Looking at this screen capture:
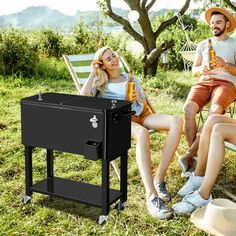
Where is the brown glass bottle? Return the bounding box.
[208,39,216,69]
[126,69,135,101]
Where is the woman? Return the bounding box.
[173,114,236,214]
[80,46,183,219]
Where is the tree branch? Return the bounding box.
[104,0,112,11]
[141,0,148,10]
[145,40,175,66]
[124,0,140,9]
[154,0,191,39]
[146,0,156,11]
[223,0,236,11]
[104,0,145,47]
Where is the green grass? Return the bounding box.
[0,72,235,235]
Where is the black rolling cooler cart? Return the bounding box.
[20,92,133,224]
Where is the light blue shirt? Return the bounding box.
[96,73,145,116]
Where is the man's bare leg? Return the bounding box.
[183,101,200,147]
[187,104,224,155]
[179,101,200,172]
[180,104,224,173]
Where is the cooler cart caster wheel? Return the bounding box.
[98,215,108,225]
[22,195,31,204]
[115,201,125,211]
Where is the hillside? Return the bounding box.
[0,6,169,30]
[0,6,129,29]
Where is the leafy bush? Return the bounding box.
[0,29,39,77]
[72,21,107,54]
[37,29,64,58]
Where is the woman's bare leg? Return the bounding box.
[131,121,156,199]
[199,122,236,199]
[196,115,236,176]
[143,114,183,182]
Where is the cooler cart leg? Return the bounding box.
[22,146,33,204]
[46,149,54,194]
[46,149,53,178]
[115,152,127,211]
[98,159,109,224]
[120,152,127,204]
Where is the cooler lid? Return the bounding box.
[20,93,79,108]
[21,92,130,112]
[61,95,130,112]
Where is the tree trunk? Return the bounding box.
[102,0,191,76]
[143,58,158,77]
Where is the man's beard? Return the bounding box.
[212,25,227,36]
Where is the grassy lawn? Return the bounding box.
[0,72,235,235]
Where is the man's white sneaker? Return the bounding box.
[178,172,204,197]
[146,195,172,219]
[172,190,212,214]
[154,181,171,202]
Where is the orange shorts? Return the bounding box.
[131,102,152,125]
[187,78,236,110]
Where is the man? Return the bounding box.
[179,7,236,173]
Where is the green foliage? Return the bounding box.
[72,21,106,54]
[154,11,188,70]
[0,29,39,77]
[0,14,212,78]
[153,11,211,71]
[34,56,71,80]
[60,35,77,55]
[142,70,193,100]
[37,29,64,58]
[194,0,229,9]
[190,22,212,42]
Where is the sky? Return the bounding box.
[0,0,200,16]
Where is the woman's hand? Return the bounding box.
[131,90,142,103]
[91,60,103,73]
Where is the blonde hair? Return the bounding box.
[93,46,112,93]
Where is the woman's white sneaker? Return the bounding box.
[172,190,212,214]
[178,172,204,197]
[146,195,172,219]
[154,181,171,202]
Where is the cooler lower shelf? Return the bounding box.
[31,176,122,207]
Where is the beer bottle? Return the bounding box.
[208,39,216,69]
[126,69,135,102]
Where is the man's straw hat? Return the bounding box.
[205,7,236,32]
[191,198,236,236]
